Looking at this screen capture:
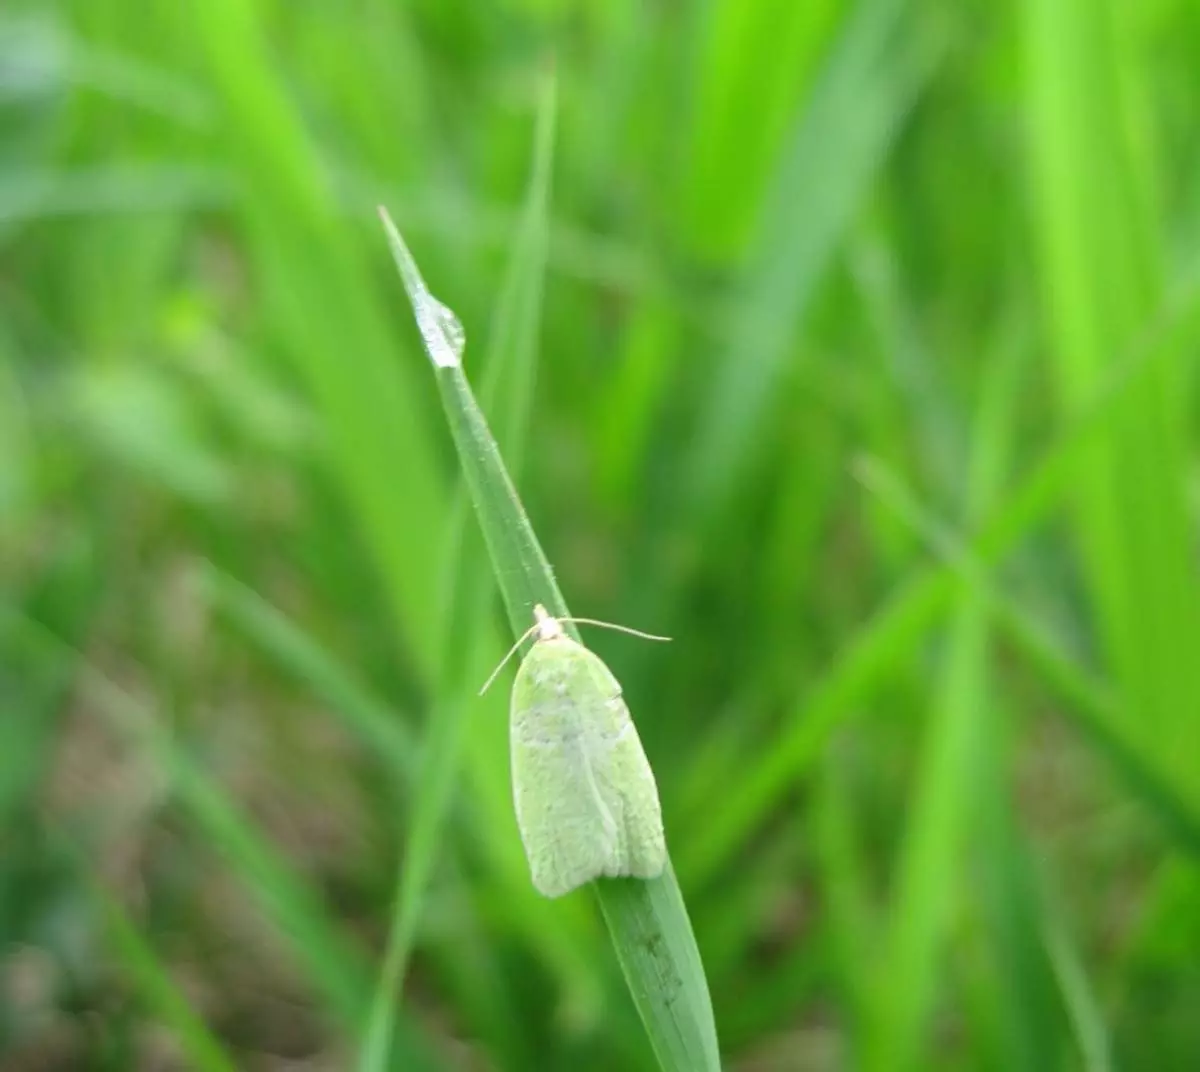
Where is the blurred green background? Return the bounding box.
[4,0,1200,1068]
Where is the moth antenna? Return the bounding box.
[558,617,672,642]
[478,621,542,696]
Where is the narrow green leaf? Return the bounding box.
[12,616,440,1068]
[379,210,722,1072]
[686,0,937,515]
[1037,871,1113,1072]
[191,0,447,681]
[204,566,415,779]
[679,277,1200,885]
[860,323,1017,1068]
[1022,0,1200,793]
[973,744,1066,1071]
[85,873,240,1072]
[851,460,1200,863]
[361,68,559,1072]
[813,749,875,1040]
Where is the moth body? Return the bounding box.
[510,608,666,898]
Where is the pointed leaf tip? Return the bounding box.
[378,206,466,370]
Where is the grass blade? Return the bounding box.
[1037,871,1113,1072]
[14,616,439,1068]
[686,0,936,515]
[379,211,722,1072]
[360,68,558,1072]
[203,566,415,778]
[84,870,239,1072]
[1022,0,1200,791]
[973,746,1065,1070]
[867,592,988,1070]
[192,0,448,681]
[852,460,1200,863]
[861,324,1019,1067]
[679,277,1200,885]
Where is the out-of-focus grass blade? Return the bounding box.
[1022,0,1200,791]
[686,0,936,515]
[0,617,71,826]
[203,566,415,778]
[971,720,1110,1071]
[192,0,447,681]
[167,758,374,1029]
[83,870,239,1072]
[14,617,440,1068]
[0,164,232,223]
[379,211,722,1072]
[974,737,1065,1071]
[852,460,1200,864]
[360,68,558,1072]
[865,600,987,1072]
[999,611,1200,863]
[861,319,1019,1068]
[1037,870,1113,1072]
[679,278,1200,886]
[592,0,842,510]
[683,0,840,260]
[813,748,874,1043]
[848,229,964,500]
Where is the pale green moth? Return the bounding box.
[482,604,670,898]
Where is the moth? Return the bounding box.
[482,604,669,898]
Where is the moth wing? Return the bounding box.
[511,641,622,898]
[588,684,667,882]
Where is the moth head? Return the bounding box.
[478,605,669,696]
[533,604,565,642]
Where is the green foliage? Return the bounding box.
[3,0,1200,1068]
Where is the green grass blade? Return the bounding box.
[360,69,558,1072]
[679,278,1200,885]
[974,749,1065,1070]
[852,460,1200,863]
[998,611,1200,863]
[682,0,840,261]
[813,748,875,1042]
[166,758,373,1027]
[14,616,440,1068]
[861,323,1019,1067]
[0,615,72,826]
[379,211,722,1072]
[85,872,239,1072]
[686,0,936,515]
[1022,0,1200,792]
[867,594,988,1072]
[203,566,415,778]
[191,0,448,681]
[1037,871,1113,1072]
